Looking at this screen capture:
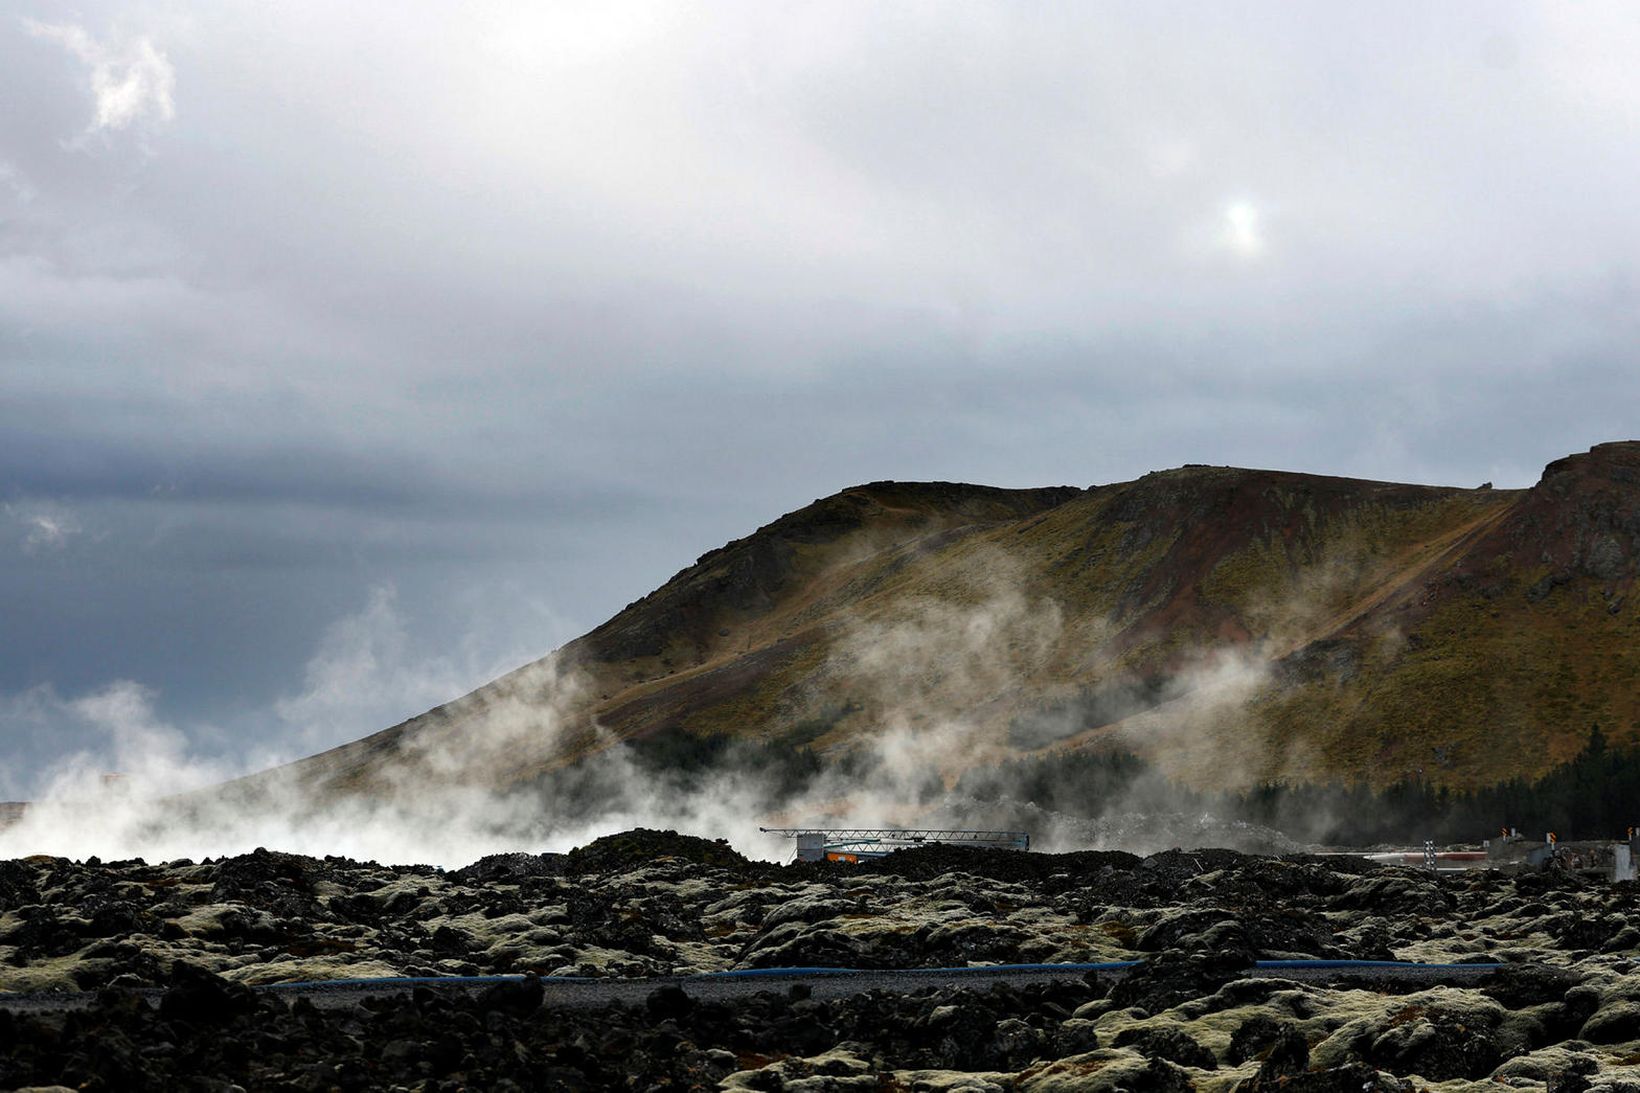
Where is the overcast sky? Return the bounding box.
[4,2,1639,796]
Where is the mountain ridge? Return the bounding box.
[244,443,1640,801]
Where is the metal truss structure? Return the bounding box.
[760,827,1030,858]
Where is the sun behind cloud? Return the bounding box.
[1222,199,1265,258]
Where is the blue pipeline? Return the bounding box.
[258,958,1503,992]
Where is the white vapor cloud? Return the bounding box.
[0,540,1334,866]
[24,19,176,139]
[0,679,232,804]
[67,680,230,792]
[273,583,549,752]
[0,583,581,865]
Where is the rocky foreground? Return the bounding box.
[4,829,1640,1090]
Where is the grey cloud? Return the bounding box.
[23,20,176,139]
[4,501,82,554]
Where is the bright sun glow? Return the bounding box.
[1223,200,1265,257]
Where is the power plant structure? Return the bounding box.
[761,824,1640,879]
[1353,830,1639,881]
[1478,830,1638,881]
[761,826,1031,863]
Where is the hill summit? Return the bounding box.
[265,443,1640,799]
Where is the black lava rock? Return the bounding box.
[478,973,544,1016]
[1238,1062,1413,1092]
[1110,949,1256,1013]
[157,963,257,1026]
[646,984,693,1018]
[1114,1025,1218,1070]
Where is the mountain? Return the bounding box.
[258,442,1640,799]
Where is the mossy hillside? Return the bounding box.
[579,482,1065,695]
[1199,490,1516,641]
[1108,512,1636,792]
[1308,578,1640,788]
[250,446,1640,802]
[655,470,1630,790]
[582,487,1081,751]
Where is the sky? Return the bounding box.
[3,2,1640,798]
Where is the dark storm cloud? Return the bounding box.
[3,1,1639,791]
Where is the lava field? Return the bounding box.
[4,828,1640,1090]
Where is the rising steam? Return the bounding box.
[0,558,1318,867]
